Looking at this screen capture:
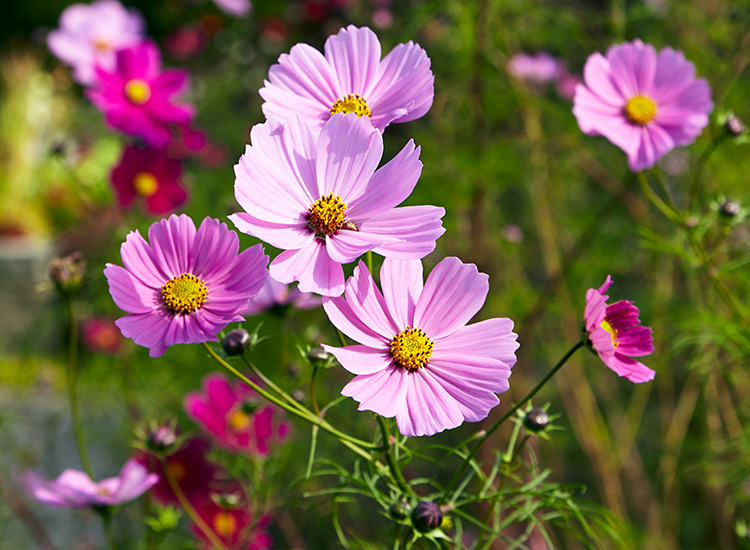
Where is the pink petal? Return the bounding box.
[323,26,381,99]
[321,344,392,375]
[105,264,159,314]
[379,258,423,329]
[322,295,388,348]
[324,230,391,264]
[395,370,464,437]
[602,354,655,383]
[229,213,313,251]
[433,318,519,365]
[270,242,345,296]
[341,364,409,418]
[343,261,399,338]
[358,205,445,260]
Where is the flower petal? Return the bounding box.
[322,344,392,375]
[379,258,423,329]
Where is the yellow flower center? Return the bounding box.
[308,194,347,237]
[125,79,151,105]
[96,487,112,496]
[600,319,619,349]
[92,38,110,52]
[330,94,371,118]
[390,326,433,370]
[228,410,251,431]
[213,511,237,537]
[133,172,158,196]
[624,95,657,125]
[161,273,208,314]
[167,460,187,481]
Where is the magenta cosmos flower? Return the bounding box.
[243,278,320,316]
[584,275,655,383]
[322,257,519,437]
[573,39,713,172]
[87,41,195,147]
[47,0,144,86]
[507,52,564,84]
[104,214,268,357]
[192,497,272,550]
[230,113,445,297]
[185,373,289,456]
[24,459,157,508]
[110,145,188,214]
[259,25,434,135]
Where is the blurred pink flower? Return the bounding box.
[243,278,321,316]
[573,39,713,171]
[105,214,268,357]
[24,459,157,508]
[555,71,582,101]
[110,145,188,215]
[322,257,519,437]
[584,275,655,383]
[185,373,289,456]
[192,498,272,550]
[47,0,144,85]
[213,0,251,17]
[165,25,208,60]
[230,113,445,296]
[87,41,195,147]
[80,316,123,354]
[508,52,564,84]
[260,25,434,135]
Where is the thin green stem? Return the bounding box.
[336,328,348,347]
[160,457,228,550]
[97,508,118,550]
[366,250,374,274]
[202,343,378,457]
[240,356,308,415]
[310,366,320,416]
[442,340,585,502]
[65,296,94,479]
[376,415,411,495]
[688,134,726,210]
[637,172,683,225]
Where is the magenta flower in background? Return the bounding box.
[104,214,268,357]
[212,0,252,17]
[110,145,188,215]
[87,41,195,147]
[259,25,434,135]
[322,257,519,437]
[230,113,445,297]
[192,498,272,550]
[185,373,289,456]
[24,459,157,508]
[584,275,655,383]
[508,52,564,84]
[47,0,144,85]
[573,39,713,172]
[555,72,582,101]
[243,278,321,316]
[80,316,123,354]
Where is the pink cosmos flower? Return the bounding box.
[555,72,582,102]
[110,145,188,215]
[185,373,289,456]
[24,459,157,508]
[212,0,252,17]
[584,275,655,383]
[573,39,713,172]
[230,113,445,297]
[192,499,272,550]
[243,278,321,316]
[508,52,564,84]
[87,41,195,147]
[80,316,122,354]
[104,214,268,357]
[259,25,434,135]
[322,257,519,437]
[47,0,144,86]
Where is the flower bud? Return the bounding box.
[222,329,250,356]
[411,501,443,532]
[725,116,745,137]
[306,347,331,364]
[389,501,411,520]
[137,420,178,453]
[719,200,740,218]
[523,408,550,432]
[49,251,86,294]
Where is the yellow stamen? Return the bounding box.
[213,511,237,537]
[624,95,657,125]
[390,326,433,371]
[330,93,371,118]
[92,38,110,52]
[228,410,251,431]
[308,194,347,237]
[133,172,158,196]
[125,79,151,105]
[601,319,619,349]
[161,273,208,314]
[167,460,187,481]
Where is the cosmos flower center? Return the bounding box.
[390,327,433,370]
[600,319,619,348]
[330,94,371,118]
[92,38,110,52]
[167,460,187,481]
[308,194,348,237]
[133,172,158,196]
[624,95,657,125]
[96,487,112,496]
[125,79,151,105]
[161,273,208,314]
[228,409,251,431]
[213,511,237,537]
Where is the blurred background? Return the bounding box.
[1,0,750,548]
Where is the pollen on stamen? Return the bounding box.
[161,273,208,314]
[390,326,433,370]
[601,319,619,348]
[624,95,657,125]
[308,194,348,238]
[330,94,371,118]
[213,511,237,537]
[125,79,151,105]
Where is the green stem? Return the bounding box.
[688,134,726,210]
[637,172,683,225]
[442,340,585,501]
[97,508,118,550]
[65,296,94,479]
[310,366,320,416]
[240,356,309,415]
[202,343,378,457]
[376,415,411,495]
